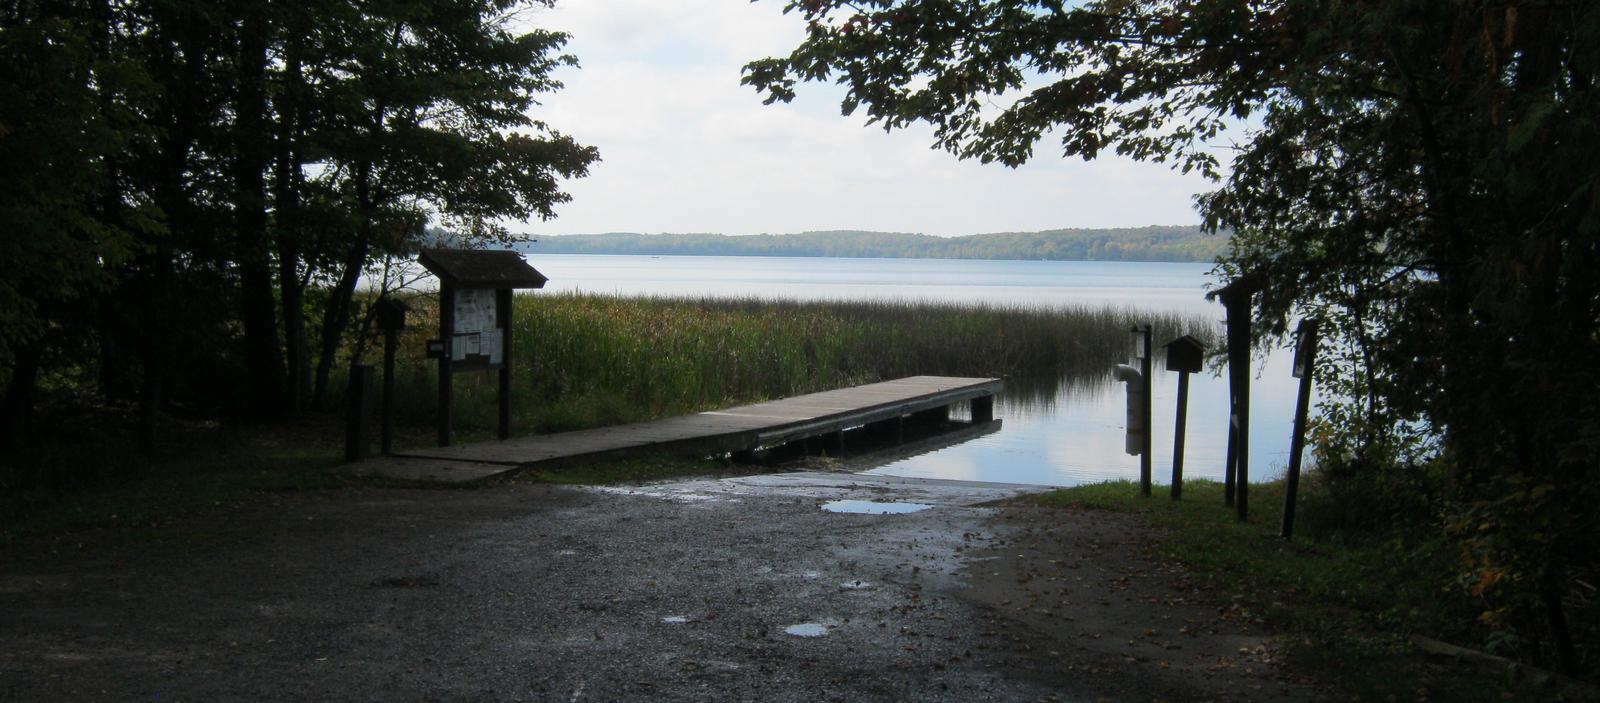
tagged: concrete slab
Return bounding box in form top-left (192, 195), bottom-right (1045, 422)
top-left (337, 456), bottom-right (516, 483)
top-left (594, 471), bottom-right (1051, 508)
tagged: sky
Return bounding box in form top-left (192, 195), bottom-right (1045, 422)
top-left (518, 0), bottom-right (1218, 238)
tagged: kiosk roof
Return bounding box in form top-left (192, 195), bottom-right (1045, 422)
top-left (418, 248), bottom-right (547, 289)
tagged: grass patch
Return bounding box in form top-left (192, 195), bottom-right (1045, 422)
top-left (0, 413), bottom-right (420, 548)
top-left (6, 295), bottom-right (1214, 548)
top-left (1034, 480), bottom-right (1592, 702)
top-left (371, 293), bottom-right (1216, 446)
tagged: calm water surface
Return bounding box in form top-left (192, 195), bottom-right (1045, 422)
top-left (530, 254), bottom-right (1307, 488)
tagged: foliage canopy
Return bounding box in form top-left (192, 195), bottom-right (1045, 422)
top-left (747, 0), bottom-right (1598, 676)
top-left (0, 1), bottom-right (596, 462)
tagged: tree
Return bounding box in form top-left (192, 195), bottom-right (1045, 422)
top-left (0, 3), bottom-right (151, 455)
top-left (0, 0), bottom-right (596, 465)
top-left (746, 0), bottom-right (1598, 674)
top-left (285, 0), bottom-right (599, 408)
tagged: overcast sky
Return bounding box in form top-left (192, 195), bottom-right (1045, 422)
top-left (519, 0), bottom-right (1217, 238)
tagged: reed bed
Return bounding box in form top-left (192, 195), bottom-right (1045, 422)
top-left (374, 293), bottom-right (1217, 440)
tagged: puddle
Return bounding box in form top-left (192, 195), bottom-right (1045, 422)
top-left (783, 623), bottom-right (830, 637)
top-left (820, 500), bottom-right (932, 515)
top-left (839, 580), bottom-right (872, 590)
top-left (661, 616), bottom-right (689, 624)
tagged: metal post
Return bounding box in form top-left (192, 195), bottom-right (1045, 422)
top-left (438, 286), bottom-right (455, 447)
top-left (1281, 321), bottom-right (1320, 538)
top-left (382, 327), bottom-right (397, 454)
top-left (345, 364), bottom-right (374, 462)
top-left (1170, 370), bottom-right (1190, 500)
top-left (1139, 324), bottom-right (1153, 497)
top-left (497, 288), bottom-right (513, 440)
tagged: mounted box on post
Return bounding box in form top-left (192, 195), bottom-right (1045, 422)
top-left (418, 248), bottom-right (548, 446)
top-left (1164, 334), bottom-right (1205, 374)
top-left (1162, 334), bottom-right (1206, 500)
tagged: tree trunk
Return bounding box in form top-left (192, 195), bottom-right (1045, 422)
top-left (311, 236), bottom-right (371, 408)
top-left (1, 340), bottom-right (44, 453)
top-left (311, 95), bottom-right (383, 409)
top-left (234, 3), bottom-right (285, 419)
top-left (273, 1), bottom-right (311, 413)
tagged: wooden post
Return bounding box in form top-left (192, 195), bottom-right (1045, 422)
top-left (1223, 415), bottom-right (1238, 506)
top-left (1170, 370), bottom-right (1190, 500)
top-left (345, 364), bottom-right (374, 462)
top-left (1281, 320), bottom-right (1320, 538)
top-left (497, 288), bottom-right (513, 440)
top-left (1222, 288), bottom-right (1254, 521)
top-left (971, 395), bottom-right (994, 423)
top-left (438, 285), bottom-right (455, 447)
top-left (381, 327), bottom-right (398, 455)
top-left (1139, 325), bottom-right (1153, 497)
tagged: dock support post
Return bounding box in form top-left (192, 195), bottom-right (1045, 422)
top-left (821, 429), bottom-right (845, 458)
top-left (971, 395), bottom-right (994, 423)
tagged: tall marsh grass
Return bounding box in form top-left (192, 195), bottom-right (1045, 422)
top-left (374, 294), bottom-right (1217, 442)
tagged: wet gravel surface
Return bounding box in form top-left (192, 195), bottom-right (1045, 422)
top-left (0, 472), bottom-right (1324, 702)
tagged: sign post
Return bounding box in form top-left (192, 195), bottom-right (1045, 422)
top-left (1281, 319), bottom-right (1321, 538)
top-left (1210, 275), bottom-right (1261, 521)
top-left (374, 297), bottom-right (409, 455)
top-left (418, 249), bottom-right (547, 447)
top-left (1135, 325), bottom-right (1153, 496)
top-left (1163, 335), bottom-right (1205, 500)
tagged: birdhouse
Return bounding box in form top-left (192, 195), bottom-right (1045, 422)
top-left (374, 297), bottom-right (409, 331)
top-left (1164, 335), bottom-right (1205, 374)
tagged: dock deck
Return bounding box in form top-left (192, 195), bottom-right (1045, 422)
top-left (360, 376), bottom-right (1000, 482)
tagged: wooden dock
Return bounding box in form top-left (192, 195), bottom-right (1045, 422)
top-left (356, 376), bottom-right (1000, 482)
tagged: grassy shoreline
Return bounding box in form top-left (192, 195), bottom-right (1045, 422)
top-left (376, 293), bottom-right (1216, 445)
top-left (4, 294), bottom-right (1214, 543)
top-left (1036, 480), bottom-right (1595, 702)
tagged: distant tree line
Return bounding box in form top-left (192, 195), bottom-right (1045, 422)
top-left (527, 226), bottom-right (1226, 262)
top-left (0, 0), bottom-right (596, 476)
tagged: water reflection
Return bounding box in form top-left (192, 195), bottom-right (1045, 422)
top-left (863, 347), bottom-right (1305, 488)
top-left (519, 254), bottom-right (1306, 489)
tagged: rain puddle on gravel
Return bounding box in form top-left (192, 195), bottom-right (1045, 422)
top-left (820, 500), bottom-right (932, 515)
top-left (783, 623), bottom-right (830, 637)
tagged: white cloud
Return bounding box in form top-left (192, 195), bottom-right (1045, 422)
top-left (518, 0), bottom-right (1215, 236)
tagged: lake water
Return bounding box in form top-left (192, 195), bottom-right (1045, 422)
top-left (528, 254), bottom-right (1306, 488)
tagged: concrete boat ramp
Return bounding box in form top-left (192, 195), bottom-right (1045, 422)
top-left (348, 376), bottom-right (1001, 483)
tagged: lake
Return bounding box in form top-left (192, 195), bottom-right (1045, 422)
top-left (528, 253), bottom-right (1307, 488)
